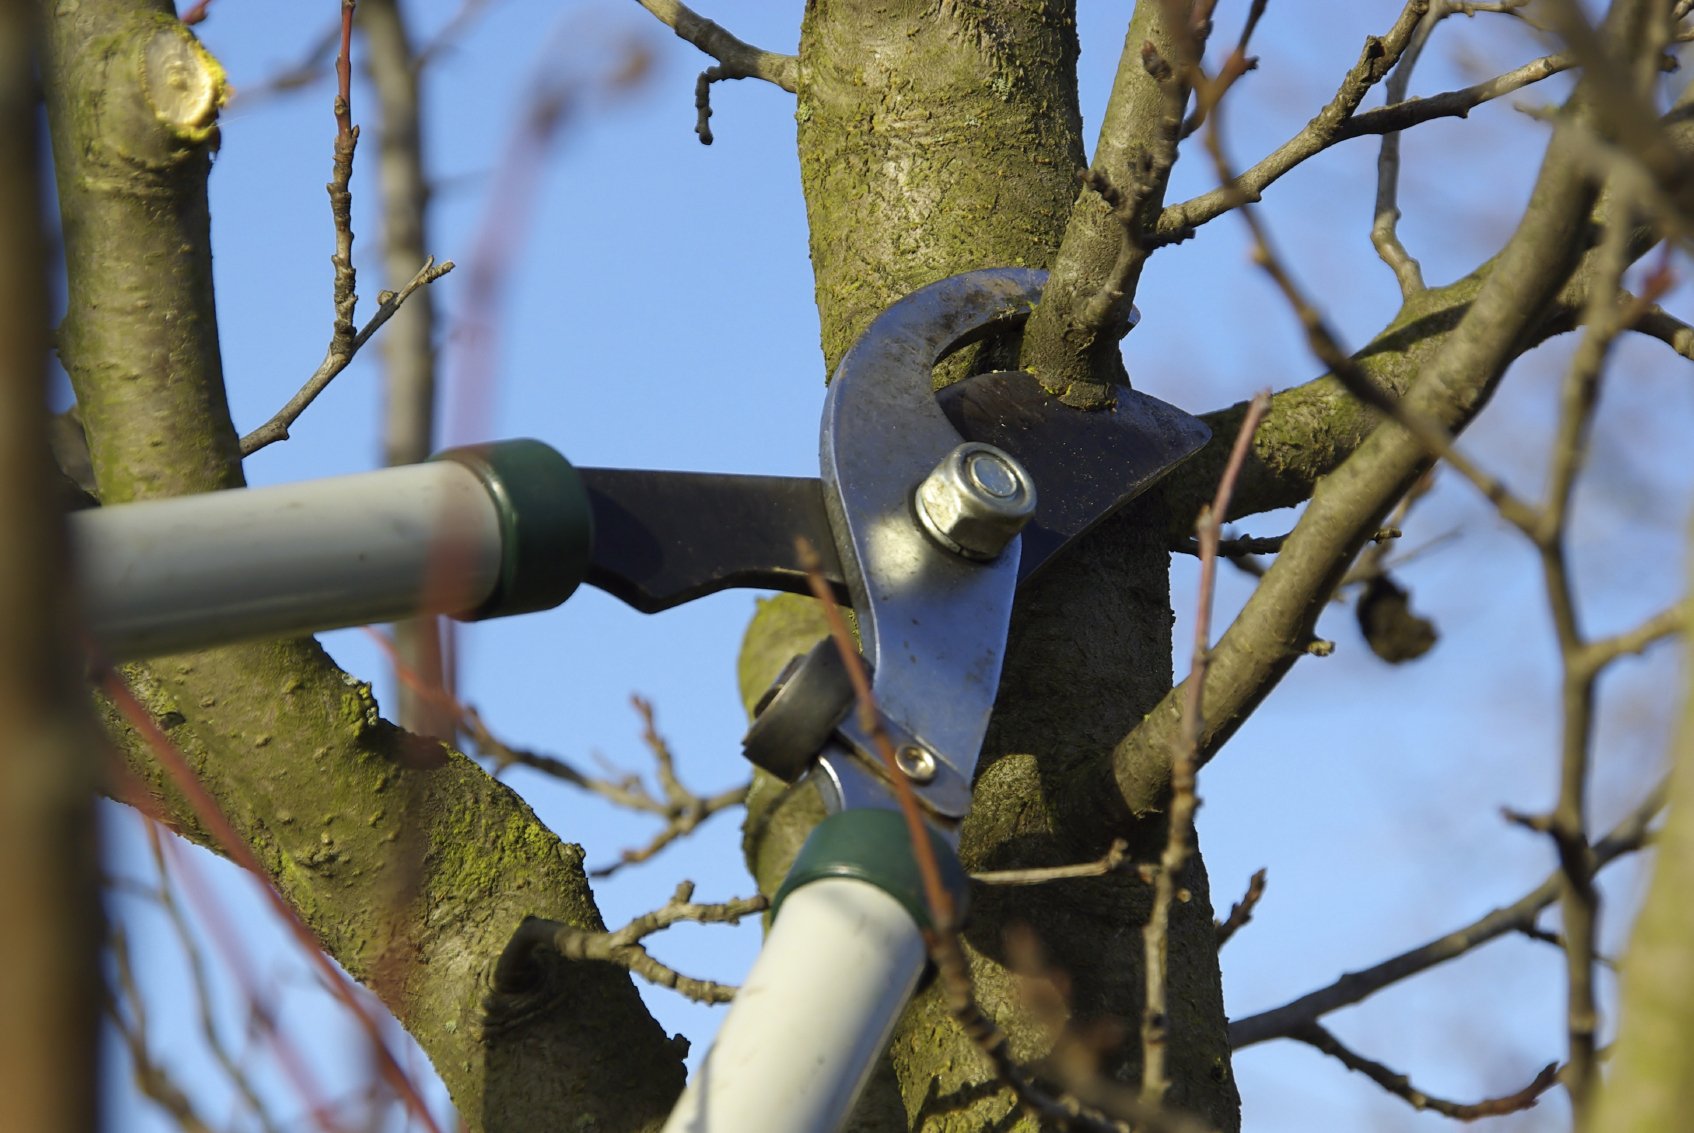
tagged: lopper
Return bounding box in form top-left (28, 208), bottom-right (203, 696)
top-left (73, 268), bottom-right (1210, 1133)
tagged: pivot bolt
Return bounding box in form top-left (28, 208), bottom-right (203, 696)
top-left (895, 744), bottom-right (937, 783)
top-left (914, 442), bottom-right (1037, 560)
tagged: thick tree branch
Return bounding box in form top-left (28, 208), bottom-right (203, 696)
top-left (1104, 100), bottom-right (1603, 821)
top-left (1019, 1), bottom-right (1195, 408)
top-left (631, 0), bottom-right (795, 91)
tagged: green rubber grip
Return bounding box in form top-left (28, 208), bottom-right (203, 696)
top-left (434, 439), bottom-right (594, 620)
top-left (773, 809), bottom-right (969, 932)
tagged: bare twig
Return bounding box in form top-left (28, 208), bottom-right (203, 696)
top-left (494, 883), bottom-right (766, 1004)
top-left (1178, 0), bottom-right (1270, 139)
top-left (107, 927), bottom-right (216, 1133)
top-left (794, 537), bottom-right (957, 930)
top-left (1142, 389), bottom-right (1271, 1107)
top-left (1156, 2), bottom-right (1431, 241)
top-left (1629, 303), bottom-right (1694, 360)
top-left (1578, 602), bottom-right (1687, 674)
top-left (460, 700), bottom-right (748, 876)
top-left (1214, 868), bottom-right (1267, 947)
top-left (330, 1), bottom-right (359, 358)
top-left (1289, 1022), bottom-right (1560, 1120)
top-left (239, 257), bottom-right (455, 455)
top-left (1529, 193), bottom-right (1645, 1110)
top-left (141, 825), bottom-right (283, 1132)
top-left (972, 839), bottom-right (1135, 887)
top-left (1213, 121), bottom-right (1544, 534)
top-left (239, 4), bottom-right (458, 459)
top-left (178, 0), bottom-right (213, 26)
top-left (1229, 778), bottom-right (1665, 1048)
top-left (630, 0), bottom-right (796, 143)
top-left (1371, 0), bottom-right (1447, 295)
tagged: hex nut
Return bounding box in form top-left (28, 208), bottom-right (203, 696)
top-left (914, 442), bottom-right (1037, 560)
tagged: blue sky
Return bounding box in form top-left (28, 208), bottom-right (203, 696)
top-left (95, 3), bottom-right (1692, 1131)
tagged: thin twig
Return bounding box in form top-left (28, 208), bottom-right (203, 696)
top-left (630, 0), bottom-right (796, 143)
top-left (1577, 602), bottom-right (1687, 675)
top-left (794, 537), bottom-right (956, 930)
top-left (100, 670), bottom-right (447, 1133)
top-left (239, 1), bottom-right (455, 459)
top-left (972, 839), bottom-right (1135, 886)
top-left (1177, 0), bottom-right (1270, 140)
top-left (1371, 0), bottom-right (1446, 295)
top-left (1344, 50), bottom-right (1576, 141)
top-left (1142, 389), bottom-right (1271, 1107)
top-left (1214, 868), bottom-right (1267, 947)
top-left (1156, 1), bottom-right (1432, 241)
top-left (330, 1), bottom-right (359, 358)
top-left (143, 825), bottom-right (283, 1132)
top-left (179, 0), bottom-right (213, 25)
top-left (1289, 1022), bottom-right (1560, 1120)
top-left (459, 700), bottom-right (747, 876)
top-left (1532, 194), bottom-right (1643, 1110)
top-left (107, 927), bottom-right (217, 1133)
top-left (1229, 777), bottom-right (1665, 1048)
top-left (240, 257), bottom-right (454, 455)
top-left (494, 883), bottom-right (766, 1005)
top-left (1628, 303), bottom-right (1694, 361)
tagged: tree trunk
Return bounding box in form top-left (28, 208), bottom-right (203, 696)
top-left (40, 4), bottom-right (685, 1129)
top-left (0, 8), bottom-right (103, 1132)
top-left (741, 3), bottom-right (1239, 1129)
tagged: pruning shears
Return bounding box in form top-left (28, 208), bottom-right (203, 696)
top-left (73, 269), bottom-right (1209, 1133)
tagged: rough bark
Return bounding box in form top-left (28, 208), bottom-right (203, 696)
top-left (40, 4), bottom-right (683, 1130)
top-left (0, 8), bottom-right (103, 1132)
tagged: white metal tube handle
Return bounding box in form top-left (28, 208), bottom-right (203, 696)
top-left (71, 440), bottom-right (590, 660)
top-left (661, 876), bottom-right (926, 1133)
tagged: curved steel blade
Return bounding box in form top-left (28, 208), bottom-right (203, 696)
top-left (820, 268), bottom-right (1044, 813)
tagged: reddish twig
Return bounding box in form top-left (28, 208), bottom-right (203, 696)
top-left (1214, 868), bottom-right (1267, 947)
top-left (794, 537), bottom-right (955, 931)
top-left (1143, 390), bottom-right (1271, 1106)
top-left (100, 670), bottom-right (446, 1133)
